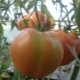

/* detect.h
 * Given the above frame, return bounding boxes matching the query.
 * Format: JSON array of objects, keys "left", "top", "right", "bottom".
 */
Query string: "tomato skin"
[
  {"left": 17, "top": 11, "right": 51, "bottom": 30},
  {"left": 11, "top": 28, "right": 63, "bottom": 78},
  {"left": 68, "top": 32, "right": 80, "bottom": 55},
  {"left": 50, "top": 29, "right": 78, "bottom": 65},
  {"left": 17, "top": 13, "right": 31, "bottom": 30},
  {"left": 68, "top": 32, "right": 79, "bottom": 40}
]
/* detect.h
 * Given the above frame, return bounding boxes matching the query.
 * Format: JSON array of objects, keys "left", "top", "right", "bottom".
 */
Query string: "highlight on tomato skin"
[
  {"left": 50, "top": 29, "right": 79, "bottom": 66},
  {"left": 17, "top": 11, "right": 51, "bottom": 31},
  {"left": 10, "top": 28, "right": 64, "bottom": 78}
]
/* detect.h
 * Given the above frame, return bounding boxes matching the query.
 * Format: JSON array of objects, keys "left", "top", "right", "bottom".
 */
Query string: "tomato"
[
  {"left": 17, "top": 11, "right": 51, "bottom": 30},
  {"left": 68, "top": 32, "right": 80, "bottom": 55},
  {"left": 50, "top": 29, "right": 78, "bottom": 65},
  {"left": 10, "top": 28, "right": 63, "bottom": 78},
  {"left": 68, "top": 32, "right": 79, "bottom": 39},
  {"left": 75, "top": 39, "right": 80, "bottom": 55}
]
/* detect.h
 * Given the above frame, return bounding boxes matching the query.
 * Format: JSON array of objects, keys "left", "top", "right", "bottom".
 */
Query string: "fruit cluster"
[{"left": 10, "top": 11, "right": 80, "bottom": 78}]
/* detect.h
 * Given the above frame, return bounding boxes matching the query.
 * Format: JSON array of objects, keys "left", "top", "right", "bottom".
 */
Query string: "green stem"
[
  {"left": 73, "top": 0, "right": 80, "bottom": 34},
  {"left": 70, "top": 54, "right": 80, "bottom": 80},
  {"left": 34, "top": 0, "right": 41, "bottom": 30},
  {"left": 70, "top": 63, "right": 79, "bottom": 80}
]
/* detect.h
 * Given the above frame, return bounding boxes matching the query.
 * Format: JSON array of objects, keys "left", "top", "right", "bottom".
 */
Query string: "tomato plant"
[
  {"left": 50, "top": 29, "right": 79, "bottom": 65},
  {"left": 17, "top": 11, "right": 51, "bottom": 30},
  {"left": 10, "top": 28, "right": 63, "bottom": 78},
  {"left": 1, "top": 0, "right": 80, "bottom": 80}
]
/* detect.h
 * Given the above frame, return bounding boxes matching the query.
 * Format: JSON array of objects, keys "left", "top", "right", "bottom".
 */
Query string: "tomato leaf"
[
  {"left": 27, "top": 0, "right": 36, "bottom": 10},
  {"left": 13, "top": 2, "right": 19, "bottom": 11},
  {"left": 11, "top": 20, "right": 17, "bottom": 31},
  {"left": 0, "top": 26, "right": 3, "bottom": 34},
  {"left": 1, "top": 58, "right": 11, "bottom": 70},
  {"left": 12, "top": 67, "right": 25, "bottom": 80},
  {"left": 41, "top": 3, "right": 55, "bottom": 28},
  {"left": 0, "top": 72, "right": 11, "bottom": 79},
  {"left": 0, "top": 22, "right": 4, "bottom": 34}
]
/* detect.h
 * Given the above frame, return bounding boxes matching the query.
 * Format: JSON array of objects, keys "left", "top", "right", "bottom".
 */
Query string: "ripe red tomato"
[
  {"left": 11, "top": 28, "right": 63, "bottom": 78},
  {"left": 50, "top": 29, "right": 78, "bottom": 65},
  {"left": 17, "top": 11, "right": 51, "bottom": 30}
]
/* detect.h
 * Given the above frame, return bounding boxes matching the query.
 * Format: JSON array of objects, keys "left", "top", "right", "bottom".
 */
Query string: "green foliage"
[
  {"left": 11, "top": 20, "right": 17, "bottom": 31},
  {"left": 0, "top": 72, "right": 11, "bottom": 79},
  {"left": 1, "top": 58, "right": 11, "bottom": 70},
  {"left": 0, "top": 24, "right": 11, "bottom": 79},
  {"left": 12, "top": 68, "right": 25, "bottom": 80},
  {"left": 27, "top": 0, "right": 36, "bottom": 10},
  {"left": 41, "top": 3, "right": 55, "bottom": 28},
  {"left": 0, "top": 21, "right": 6, "bottom": 34},
  {"left": 0, "top": 26, "right": 3, "bottom": 35}
]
